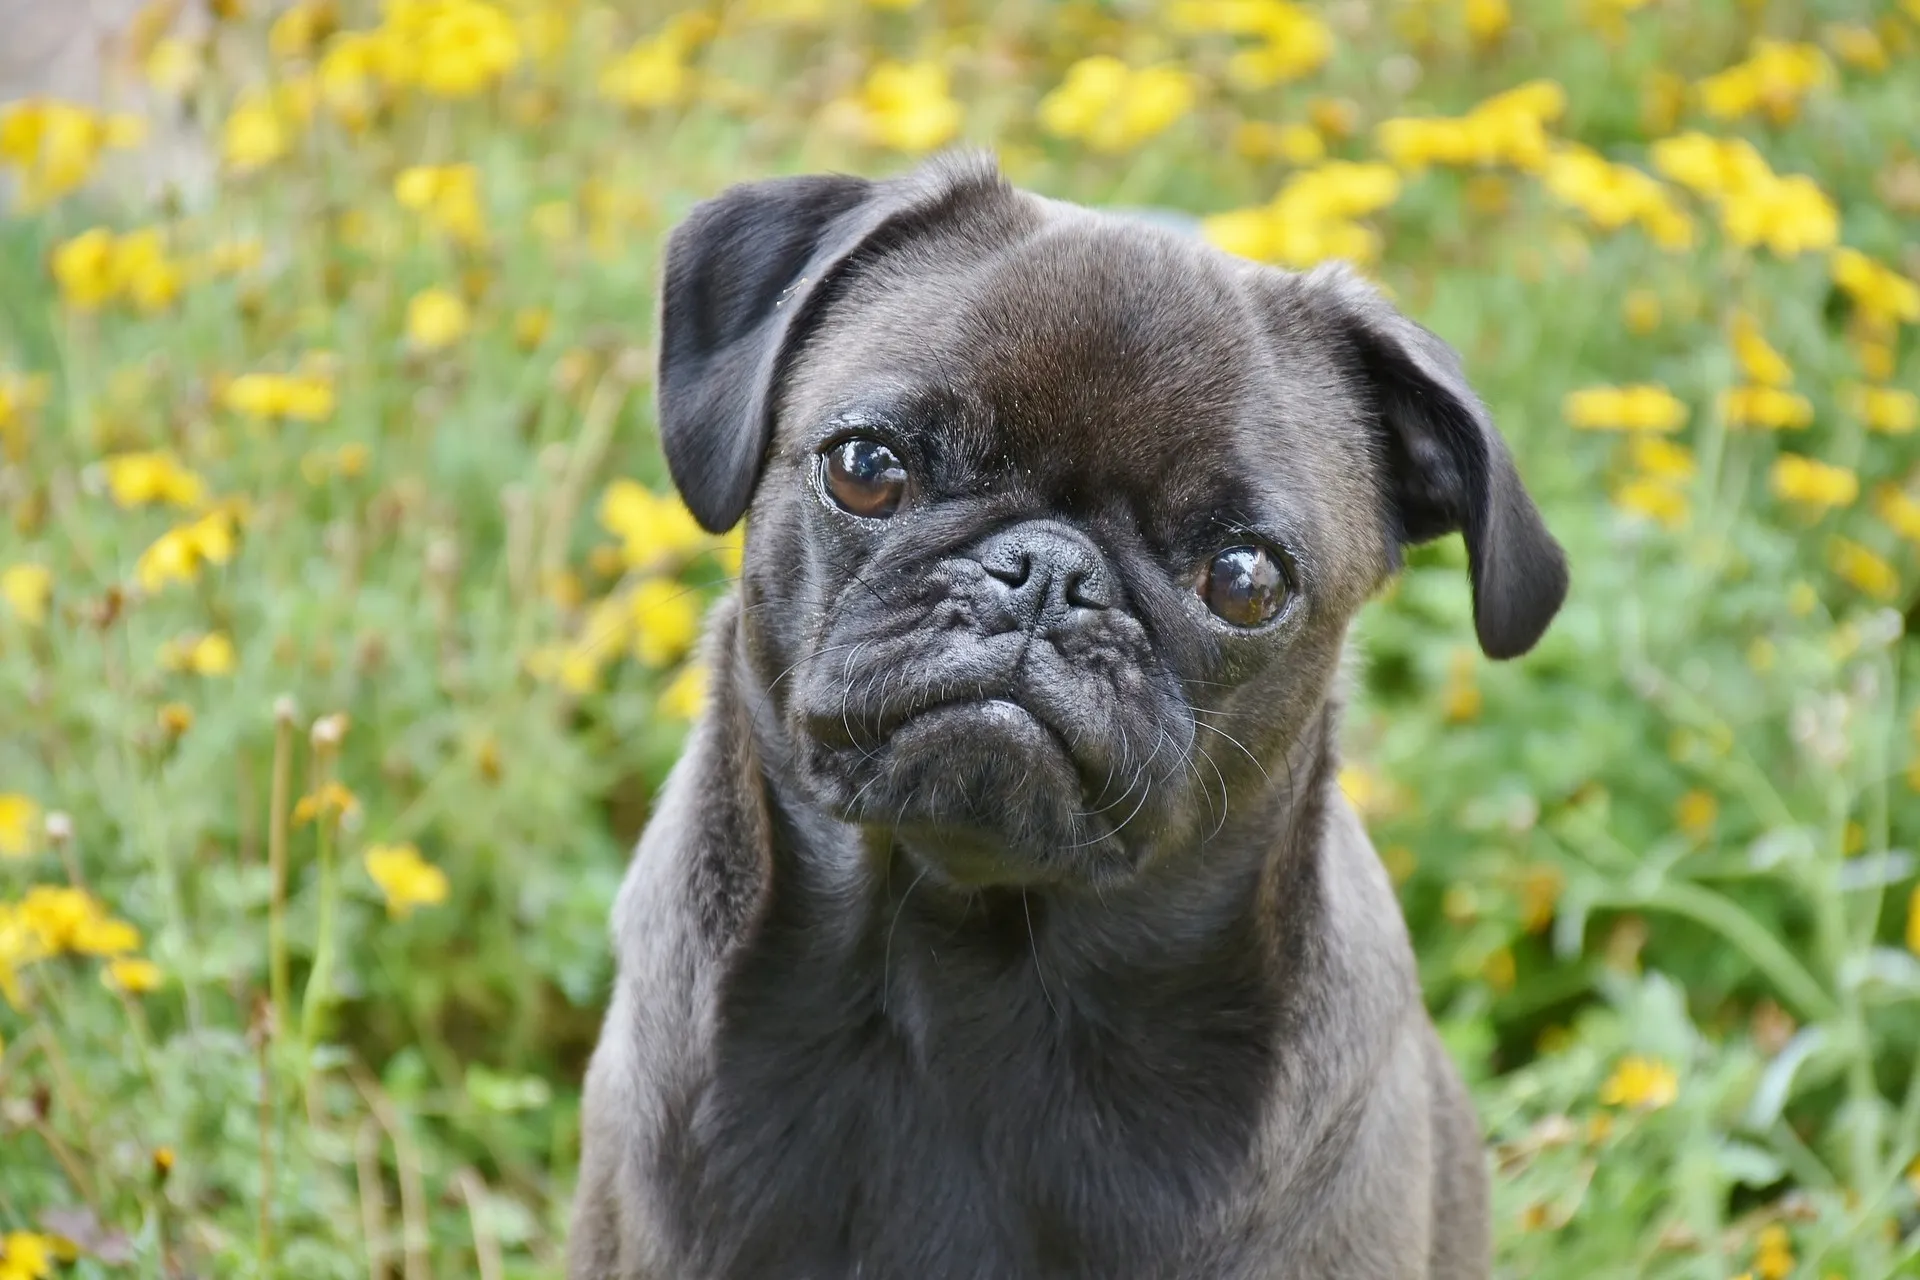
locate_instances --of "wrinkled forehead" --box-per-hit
[777,208,1379,539]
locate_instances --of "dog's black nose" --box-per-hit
[976,523,1116,624]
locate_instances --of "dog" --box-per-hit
[568,152,1567,1280]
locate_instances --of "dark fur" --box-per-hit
[570,153,1567,1280]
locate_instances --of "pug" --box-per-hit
[569,152,1567,1280]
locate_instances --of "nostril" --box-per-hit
[984,551,1031,589]
[1062,568,1110,611]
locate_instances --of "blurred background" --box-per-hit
[1,0,1918,1276]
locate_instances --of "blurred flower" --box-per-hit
[292,781,359,826]
[394,164,486,245]
[1598,1055,1677,1109]
[395,0,523,97]
[1622,289,1661,334]
[17,885,139,955]
[50,227,186,313]
[659,662,708,720]
[1829,537,1899,600]
[1376,81,1564,173]
[1719,386,1813,430]
[1541,144,1693,250]
[1233,120,1324,165]
[136,510,239,593]
[406,287,471,350]
[1627,437,1695,483]
[1831,248,1920,328]
[1908,885,1920,956]
[101,451,206,509]
[630,578,701,668]
[1675,789,1717,836]
[1612,478,1687,529]
[1698,40,1830,125]
[1464,0,1510,44]
[158,703,194,736]
[103,956,163,994]
[599,13,713,108]
[0,98,146,209]
[1654,133,1838,257]
[0,369,49,455]
[0,795,38,858]
[1770,455,1857,509]
[159,632,237,676]
[1844,385,1917,434]
[364,843,449,919]
[599,480,710,569]
[1875,486,1920,544]
[0,1230,56,1278]
[223,90,289,171]
[1752,1225,1794,1280]
[269,0,339,60]
[1824,24,1887,72]
[1040,58,1193,153]
[1441,648,1480,722]
[1564,385,1687,432]
[1730,313,1792,386]
[50,229,116,310]
[224,370,336,422]
[513,306,551,350]
[1203,161,1399,267]
[1,564,51,626]
[1167,0,1332,87]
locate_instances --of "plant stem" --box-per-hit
[268,699,295,1025]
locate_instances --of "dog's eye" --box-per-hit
[1201,545,1287,627]
[821,439,907,519]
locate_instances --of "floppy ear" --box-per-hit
[1302,263,1568,659]
[657,155,1007,533]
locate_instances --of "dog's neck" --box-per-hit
[718,601,1339,999]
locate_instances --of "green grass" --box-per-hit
[3,0,1920,1276]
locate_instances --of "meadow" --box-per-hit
[2,0,1919,1275]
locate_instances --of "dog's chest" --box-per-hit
[651,896,1281,1280]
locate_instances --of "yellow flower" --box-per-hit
[831,60,964,153]
[1824,23,1886,72]
[1908,884,1920,957]
[1598,1054,1678,1109]
[101,451,206,509]
[599,480,713,569]
[394,163,486,245]
[1203,162,1399,268]
[1753,1224,1794,1280]
[181,632,237,676]
[1541,145,1693,249]
[0,1230,56,1280]
[1,564,51,626]
[158,703,194,736]
[0,795,38,858]
[1845,385,1918,434]
[1612,478,1688,529]
[364,842,450,919]
[1464,0,1510,44]
[223,90,288,171]
[1831,248,1920,327]
[407,288,471,350]
[223,371,336,422]
[1769,455,1857,510]
[1652,134,1836,258]
[269,0,339,60]
[1627,437,1695,482]
[146,36,203,96]
[598,17,709,108]
[1040,57,1193,153]
[1376,81,1564,173]
[103,956,163,993]
[1675,789,1717,836]
[1875,486,1920,544]
[1698,40,1830,124]
[630,578,702,668]
[513,306,550,350]
[1563,385,1688,432]
[1622,289,1662,335]
[1719,386,1813,430]
[1233,121,1324,165]
[395,0,522,97]
[51,227,117,309]
[1731,313,1792,386]
[1168,0,1332,87]
[292,781,359,826]
[0,369,49,456]
[1829,537,1899,600]
[659,662,709,720]
[0,98,144,209]
[136,510,239,594]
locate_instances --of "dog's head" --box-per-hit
[656,154,1566,890]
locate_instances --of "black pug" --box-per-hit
[568,152,1567,1280]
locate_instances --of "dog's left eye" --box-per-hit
[821,439,908,519]
[1201,545,1288,627]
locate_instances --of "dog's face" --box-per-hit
[656,156,1566,890]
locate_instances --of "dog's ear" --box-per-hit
[657,156,1007,533]
[1302,263,1568,659]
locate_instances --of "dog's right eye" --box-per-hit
[821,439,908,519]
